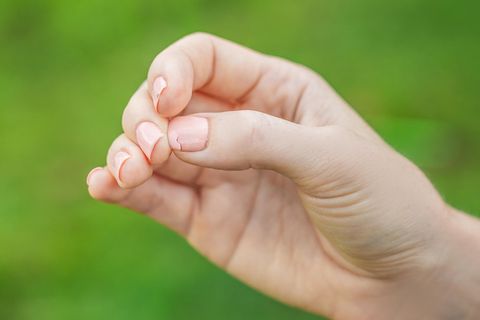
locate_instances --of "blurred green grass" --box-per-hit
[1,0,479,319]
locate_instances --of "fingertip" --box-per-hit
[148,54,194,117]
[151,76,167,112]
[107,135,154,190]
[113,151,131,183]
[86,167,103,186]
[87,167,122,202]
[135,121,171,166]
[156,78,192,117]
[167,116,209,152]
[113,150,153,189]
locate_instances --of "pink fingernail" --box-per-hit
[136,122,164,160]
[168,116,209,151]
[87,167,103,186]
[151,77,167,112]
[114,151,130,182]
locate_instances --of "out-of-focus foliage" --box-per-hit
[0,0,479,319]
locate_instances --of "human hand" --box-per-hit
[87,33,480,319]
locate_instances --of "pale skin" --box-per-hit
[87,33,480,319]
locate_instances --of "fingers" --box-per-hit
[106,134,152,188]
[152,153,205,186]
[180,91,231,115]
[121,83,170,166]
[87,167,130,203]
[122,83,230,184]
[167,110,362,185]
[147,32,263,116]
[87,167,197,235]
[147,32,309,117]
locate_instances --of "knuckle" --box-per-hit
[238,110,273,162]
[242,110,268,140]
[107,136,122,160]
[150,32,215,71]
[121,106,130,133]
[317,125,368,175]
[318,125,354,159]
[121,95,139,134]
[183,32,213,43]
[177,32,214,50]
[319,125,352,143]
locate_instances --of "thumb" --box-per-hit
[167,110,361,183]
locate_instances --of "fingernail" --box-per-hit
[168,116,209,151]
[151,76,167,112]
[87,167,103,186]
[114,151,130,182]
[136,122,164,160]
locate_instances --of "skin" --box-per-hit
[87,33,480,319]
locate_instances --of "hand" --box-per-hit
[87,33,480,319]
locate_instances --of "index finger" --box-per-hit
[147,32,272,117]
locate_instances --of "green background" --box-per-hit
[1,0,479,319]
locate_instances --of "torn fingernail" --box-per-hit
[151,76,167,112]
[136,122,164,161]
[113,151,130,182]
[168,116,209,152]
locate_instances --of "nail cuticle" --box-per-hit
[151,77,167,112]
[114,151,131,182]
[136,122,164,160]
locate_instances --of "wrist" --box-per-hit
[402,206,480,319]
[433,207,480,319]
[376,206,480,320]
